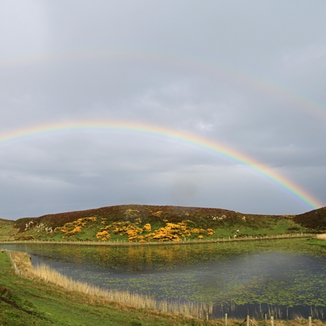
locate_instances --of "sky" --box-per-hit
[1,0,326,220]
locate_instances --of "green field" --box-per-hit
[0,219,18,241]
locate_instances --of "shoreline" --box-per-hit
[0,233,315,247]
[2,249,326,325]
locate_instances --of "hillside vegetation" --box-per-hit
[0,219,17,241]
[1,204,324,242]
[294,207,326,230]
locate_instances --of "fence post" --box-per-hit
[271,316,274,326]
[246,314,250,326]
[309,316,312,326]
[224,313,227,326]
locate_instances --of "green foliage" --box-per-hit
[130,322,142,326]
[0,220,18,241]
[307,238,326,247]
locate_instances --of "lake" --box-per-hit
[2,239,326,320]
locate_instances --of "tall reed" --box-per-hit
[32,264,212,319]
[316,234,326,240]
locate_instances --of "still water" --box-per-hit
[2,239,326,319]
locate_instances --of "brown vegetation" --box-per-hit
[14,204,282,231]
[316,234,326,241]
[294,207,326,231]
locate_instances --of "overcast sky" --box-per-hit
[1,0,325,219]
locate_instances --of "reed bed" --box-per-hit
[31,263,212,319]
[316,234,326,241]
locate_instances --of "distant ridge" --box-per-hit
[0,218,11,222]
[13,204,325,232]
[293,207,326,230]
[13,204,275,230]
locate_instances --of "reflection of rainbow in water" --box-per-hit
[0,120,323,210]
[1,49,326,122]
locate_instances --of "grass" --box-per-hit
[0,220,18,241]
[31,264,214,319]
[307,238,326,247]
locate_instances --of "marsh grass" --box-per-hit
[30,263,213,319]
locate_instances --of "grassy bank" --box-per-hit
[1,250,326,325]
[0,233,316,250]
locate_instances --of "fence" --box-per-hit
[223,313,314,326]
[2,249,21,275]
[0,233,317,247]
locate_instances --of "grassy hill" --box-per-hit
[0,204,323,242]
[0,219,17,241]
[294,207,326,231]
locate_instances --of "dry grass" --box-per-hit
[316,234,326,241]
[7,250,35,278]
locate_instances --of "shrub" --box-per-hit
[143,223,151,232]
[96,230,110,240]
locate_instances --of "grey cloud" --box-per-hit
[0,0,325,219]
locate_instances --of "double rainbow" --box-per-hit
[1,49,326,122]
[0,120,323,210]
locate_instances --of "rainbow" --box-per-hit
[1,49,326,122]
[0,120,323,210]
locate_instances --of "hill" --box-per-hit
[13,204,280,230]
[293,207,326,230]
[0,219,16,241]
[1,204,322,242]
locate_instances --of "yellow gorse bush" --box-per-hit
[55,219,87,237]
[54,213,215,242]
[143,223,151,232]
[95,230,110,241]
